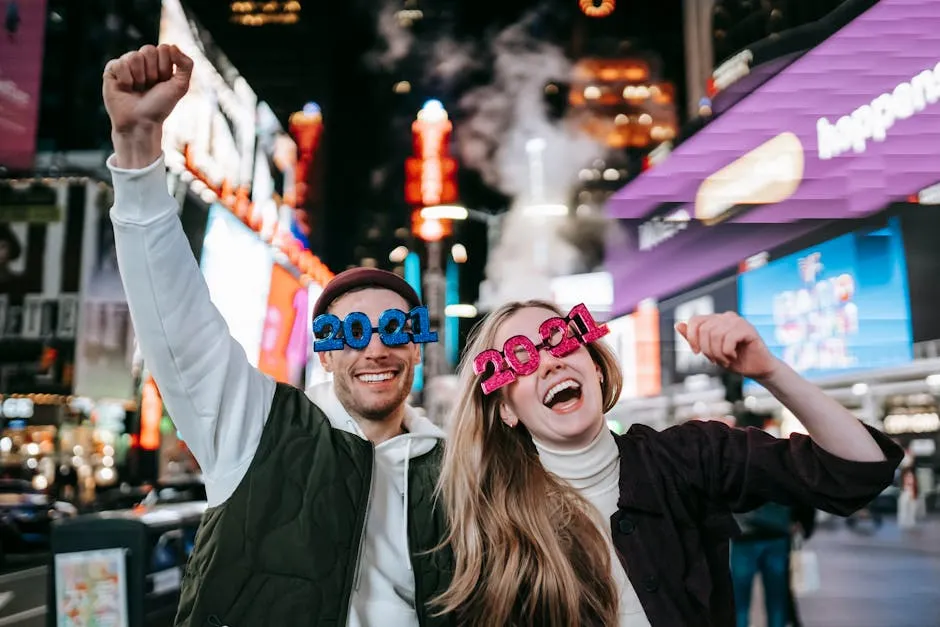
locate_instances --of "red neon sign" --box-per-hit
[407,101,458,208]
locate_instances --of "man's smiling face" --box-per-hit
[319,287,420,422]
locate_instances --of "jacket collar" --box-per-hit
[613,428,665,515]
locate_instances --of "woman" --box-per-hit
[434,300,901,626]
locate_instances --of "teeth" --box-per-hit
[357,372,395,383]
[543,379,581,405]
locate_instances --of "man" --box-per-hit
[102,44,453,626]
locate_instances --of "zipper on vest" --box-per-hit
[351,442,375,594]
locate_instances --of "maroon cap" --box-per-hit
[313,267,422,318]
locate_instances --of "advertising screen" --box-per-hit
[659,276,738,388]
[606,0,940,312]
[0,0,47,171]
[75,184,137,402]
[258,265,308,386]
[199,205,273,367]
[608,0,940,224]
[0,182,83,395]
[739,218,913,384]
[159,0,257,189]
[607,216,819,314]
[603,304,661,401]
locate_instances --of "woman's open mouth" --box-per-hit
[542,379,583,413]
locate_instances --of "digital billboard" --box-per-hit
[258,264,309,387]
[0,0,47,171]
[199,205,273,367]
[0,181,83,395]
[607,0,940,225]
[75,184,137,401]
[658,276,738,388]
[159,0,257,190]
[603,304,661,401]
[738,218,913,384]
[606,0,940,313]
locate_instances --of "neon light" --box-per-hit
[140,376,162,451]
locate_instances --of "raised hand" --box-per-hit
[676,312,781,380]
[102,44,193,169]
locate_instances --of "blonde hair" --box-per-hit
[433,300,624,626]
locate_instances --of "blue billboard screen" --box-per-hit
[739,218,913,385]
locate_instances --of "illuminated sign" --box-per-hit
[289,102,323,209]
[695,132,804,224]
[884,412,940,435]
[160,0,257,191]
[578,0,615,18]
[161,0,333,288]
[1,398,34,419]
[230,0,301,26]
[818,61,940,160]
[140,376,162,451]
[407,100,458,241]
[638,212,689,252]
[406,100,458,207]
[608,1,940,225]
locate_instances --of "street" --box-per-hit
[796,516,940,627]
[745,515,940,627]
[0,517,936,626]
[0,554,48,627]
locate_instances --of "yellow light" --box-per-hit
[451,243,468,264]
[420,205,468,220]
[389,245,409,264]
[418,218,445,242]
[579,0,616,18]
[445,304,478,318]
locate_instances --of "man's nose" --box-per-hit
[361,327,390,356]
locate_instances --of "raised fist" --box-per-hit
[676,311,781,381]
[103,44,193,135]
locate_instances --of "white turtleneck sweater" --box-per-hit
[534,429,652,627]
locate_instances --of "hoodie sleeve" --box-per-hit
[108,154,275,507]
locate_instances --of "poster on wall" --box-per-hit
[0,0,48,171]
[258,264,308,387]
[739,218,913,385]
[199,204,274,367]
[658,276,738,388]
[0,182,83,395]
[54,548,130,626]
[603,304,661,401]
[74,185,137,401]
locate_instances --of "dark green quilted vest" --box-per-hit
[173,383,455,627]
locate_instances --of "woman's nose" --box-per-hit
[537,349,564,376]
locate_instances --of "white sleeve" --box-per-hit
[108,154,275,507]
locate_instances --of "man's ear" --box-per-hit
[319,351,333,373]
[498,401,519,428]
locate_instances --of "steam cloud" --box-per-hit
[367,3,415,71]
[370,6,608,310]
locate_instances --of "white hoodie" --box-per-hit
[108,154,445,627]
